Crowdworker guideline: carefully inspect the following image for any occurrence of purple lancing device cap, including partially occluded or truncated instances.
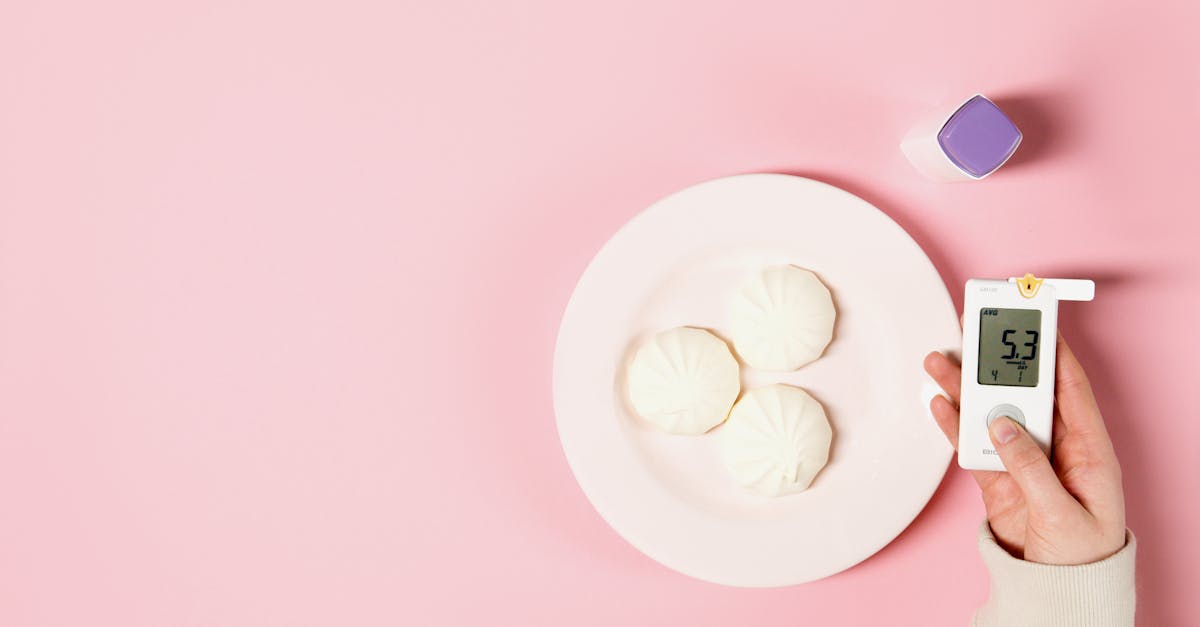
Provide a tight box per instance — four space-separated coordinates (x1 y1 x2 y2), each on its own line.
937 96 1022 177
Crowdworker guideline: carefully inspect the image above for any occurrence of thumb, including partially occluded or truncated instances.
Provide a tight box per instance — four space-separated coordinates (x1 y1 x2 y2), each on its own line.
989 416 1071 510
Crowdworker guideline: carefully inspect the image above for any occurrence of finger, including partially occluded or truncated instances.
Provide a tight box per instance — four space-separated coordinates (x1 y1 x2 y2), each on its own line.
930 394 960 444
988 416 1074 512
923 351 962 404
1051 408 1068 458
1052 400 1123 523
1054 334 1117 457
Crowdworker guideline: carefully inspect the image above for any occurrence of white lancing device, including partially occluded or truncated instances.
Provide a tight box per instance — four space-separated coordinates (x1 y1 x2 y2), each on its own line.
958 275 1094 471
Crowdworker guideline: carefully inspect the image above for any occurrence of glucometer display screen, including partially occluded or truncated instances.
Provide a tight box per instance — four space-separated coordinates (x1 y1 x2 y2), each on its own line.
978 308 1041 387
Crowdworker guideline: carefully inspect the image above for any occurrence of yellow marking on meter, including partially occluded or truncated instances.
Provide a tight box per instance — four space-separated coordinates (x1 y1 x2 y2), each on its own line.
1015 273 1043 298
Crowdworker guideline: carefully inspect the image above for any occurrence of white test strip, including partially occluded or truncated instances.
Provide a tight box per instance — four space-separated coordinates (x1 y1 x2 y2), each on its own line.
1008 277 1095 302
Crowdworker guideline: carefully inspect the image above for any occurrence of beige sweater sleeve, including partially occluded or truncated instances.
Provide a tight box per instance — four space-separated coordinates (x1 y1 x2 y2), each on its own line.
973 522 1136 627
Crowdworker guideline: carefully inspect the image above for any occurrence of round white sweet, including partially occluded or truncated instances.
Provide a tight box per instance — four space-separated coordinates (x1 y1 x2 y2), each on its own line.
626 327 741 435
719 384 832 497
729 265 835 371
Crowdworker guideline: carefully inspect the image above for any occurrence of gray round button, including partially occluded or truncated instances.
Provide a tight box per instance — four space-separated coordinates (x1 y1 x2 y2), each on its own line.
987 404 1026 428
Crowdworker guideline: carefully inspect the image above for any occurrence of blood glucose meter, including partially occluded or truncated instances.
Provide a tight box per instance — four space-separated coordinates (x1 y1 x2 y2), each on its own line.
958 274 1095 471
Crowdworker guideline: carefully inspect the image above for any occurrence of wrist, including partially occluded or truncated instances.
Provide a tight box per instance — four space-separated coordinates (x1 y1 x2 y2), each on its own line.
1023 527 1128 566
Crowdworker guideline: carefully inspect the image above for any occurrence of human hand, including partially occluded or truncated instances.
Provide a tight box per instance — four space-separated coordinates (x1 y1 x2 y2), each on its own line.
923 334 1126 565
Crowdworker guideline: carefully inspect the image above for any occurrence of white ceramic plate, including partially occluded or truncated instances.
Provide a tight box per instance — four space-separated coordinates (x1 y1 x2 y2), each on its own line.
553 174 960 587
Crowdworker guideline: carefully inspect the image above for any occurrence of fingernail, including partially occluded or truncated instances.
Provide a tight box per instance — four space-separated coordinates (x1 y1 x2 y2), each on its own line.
990 417 1019 444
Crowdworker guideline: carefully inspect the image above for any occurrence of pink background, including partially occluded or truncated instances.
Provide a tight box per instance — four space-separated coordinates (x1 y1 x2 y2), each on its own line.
2 1 1198 625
